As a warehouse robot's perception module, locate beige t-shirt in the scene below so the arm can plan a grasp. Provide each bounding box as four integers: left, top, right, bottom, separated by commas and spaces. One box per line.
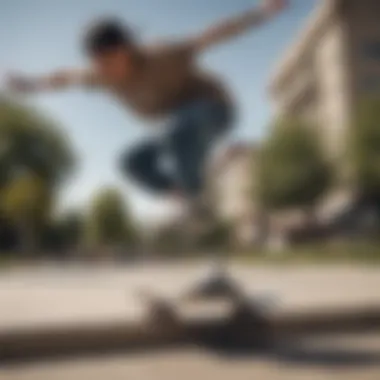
92, 43, 232, 119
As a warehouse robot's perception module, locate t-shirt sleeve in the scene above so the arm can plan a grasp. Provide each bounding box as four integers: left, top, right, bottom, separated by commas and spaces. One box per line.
170, 41, 197, 60
147, 40, 196, 63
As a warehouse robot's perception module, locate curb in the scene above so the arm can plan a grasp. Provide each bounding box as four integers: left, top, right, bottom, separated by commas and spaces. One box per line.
2, 303, 380, 362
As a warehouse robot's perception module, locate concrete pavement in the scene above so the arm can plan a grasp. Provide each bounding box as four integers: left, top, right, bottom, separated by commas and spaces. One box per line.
1, 332, 380, 380
1, 262, 380, 360
2, 263, 380, 331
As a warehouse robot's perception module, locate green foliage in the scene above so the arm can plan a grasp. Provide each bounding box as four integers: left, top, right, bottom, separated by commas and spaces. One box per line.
1, 174, 51, 223
151, 225, 183, 255
54, 210, 84, 249
349, 97, 380, 200
257, 117, 331, 210
150, 219, 231, 255
197, 220, 231, 250
0, 173, 52, 254
86, 187, 135, 248
0, 98, 75, 253
0, 98, 75, 187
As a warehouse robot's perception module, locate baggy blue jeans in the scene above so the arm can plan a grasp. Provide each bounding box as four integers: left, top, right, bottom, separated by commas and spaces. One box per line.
121, 98, 232, 197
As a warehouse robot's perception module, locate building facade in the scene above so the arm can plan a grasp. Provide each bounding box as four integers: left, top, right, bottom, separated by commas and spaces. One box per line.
270, 0, 380, 160
210, 143, 258, 246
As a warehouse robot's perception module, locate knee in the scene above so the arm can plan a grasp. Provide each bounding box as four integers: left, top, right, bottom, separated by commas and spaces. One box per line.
118, 144, 154, 179
119, 150, 138, 180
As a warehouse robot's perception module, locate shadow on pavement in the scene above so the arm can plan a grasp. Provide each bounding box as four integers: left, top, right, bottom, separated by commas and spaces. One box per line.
205, 334, 380, 369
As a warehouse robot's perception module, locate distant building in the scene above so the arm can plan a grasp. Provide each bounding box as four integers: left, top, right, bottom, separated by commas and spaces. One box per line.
269, 0, 380, 160
268, 0, 380, 226
210, 143, 258, 246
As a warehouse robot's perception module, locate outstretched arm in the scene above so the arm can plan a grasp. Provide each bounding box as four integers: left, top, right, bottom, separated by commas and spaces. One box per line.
5, 69, 100, 94
190, 0, 288, 52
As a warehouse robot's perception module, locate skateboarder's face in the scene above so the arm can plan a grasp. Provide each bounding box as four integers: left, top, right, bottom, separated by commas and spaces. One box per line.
92, 47, 136, 84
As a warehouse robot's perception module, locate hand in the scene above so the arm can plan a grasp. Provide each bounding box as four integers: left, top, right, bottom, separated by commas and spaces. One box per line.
261, 0, 289, 16
5, 73, 36, 93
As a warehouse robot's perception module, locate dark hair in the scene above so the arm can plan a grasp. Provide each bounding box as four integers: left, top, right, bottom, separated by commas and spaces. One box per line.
83, 18, 135, 56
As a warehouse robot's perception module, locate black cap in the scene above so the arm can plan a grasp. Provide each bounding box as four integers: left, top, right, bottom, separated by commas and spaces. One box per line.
83, 18, 135, 55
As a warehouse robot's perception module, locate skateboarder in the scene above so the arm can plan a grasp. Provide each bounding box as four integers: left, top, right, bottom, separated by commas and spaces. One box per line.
6, 0, 288, 225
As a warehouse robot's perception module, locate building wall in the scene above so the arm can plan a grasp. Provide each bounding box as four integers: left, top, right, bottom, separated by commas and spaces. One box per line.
270, 0, 380, 162
270, 0, 337, 96
267, 0, 380, 224
215, 148, 254, 221
315, 19, 350, 159
346, 0, 380, 102
211, 145, 257, 246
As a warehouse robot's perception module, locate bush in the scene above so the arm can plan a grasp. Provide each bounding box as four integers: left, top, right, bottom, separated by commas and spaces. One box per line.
257, 117, 331, 210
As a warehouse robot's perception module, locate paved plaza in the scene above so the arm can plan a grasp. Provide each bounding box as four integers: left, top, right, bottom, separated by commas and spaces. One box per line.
1, 262, 380, 332
1, 333, 380, 380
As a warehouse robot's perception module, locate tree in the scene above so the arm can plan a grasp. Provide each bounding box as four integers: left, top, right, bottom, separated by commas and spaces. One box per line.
349, 98, 380, 203
85, 187, 135, 250
257, 117, 331, 211
150, 224, 183, 256
0, 98, 74, 187
1, 174, 52, 254
197, 220, 232, 251
0, 97, 75, 253
45, 210, 85, 253
58, 211, 84, 248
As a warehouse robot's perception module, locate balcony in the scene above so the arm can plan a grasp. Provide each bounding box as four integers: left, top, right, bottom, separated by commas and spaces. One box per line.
274, 70, 318, 115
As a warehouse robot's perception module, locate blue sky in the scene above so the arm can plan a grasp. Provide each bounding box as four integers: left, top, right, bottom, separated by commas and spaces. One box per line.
0, 0, 318, 224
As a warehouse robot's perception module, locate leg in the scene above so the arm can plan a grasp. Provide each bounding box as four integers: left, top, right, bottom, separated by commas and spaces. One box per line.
167, 99, 232, 199
120, 141, 176, 194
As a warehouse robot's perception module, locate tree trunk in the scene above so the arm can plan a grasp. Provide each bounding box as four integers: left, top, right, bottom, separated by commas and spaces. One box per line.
17, 218, 36, 257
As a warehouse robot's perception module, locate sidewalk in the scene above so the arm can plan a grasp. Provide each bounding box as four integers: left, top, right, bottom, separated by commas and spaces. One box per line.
1, 263, 380, 360
3, 333, 380, 380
